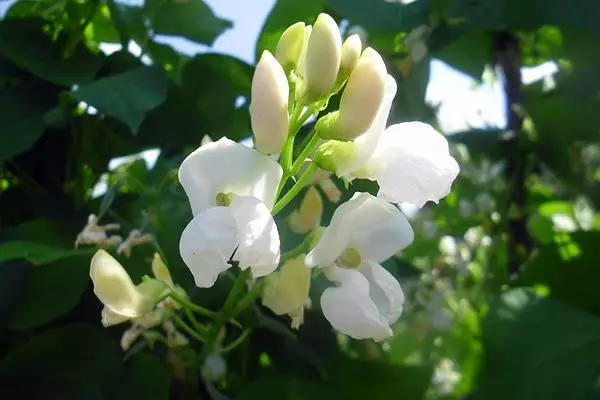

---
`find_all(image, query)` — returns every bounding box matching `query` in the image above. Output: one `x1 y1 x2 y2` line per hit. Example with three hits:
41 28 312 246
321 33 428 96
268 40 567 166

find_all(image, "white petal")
178 137 283 215
101 306 130 327
321 266 392 341
359 261 404 324
373 122 460 206
305 192 413 268
90 250 147 318
179 207 238 288
337 75 397 177
229 195 280 278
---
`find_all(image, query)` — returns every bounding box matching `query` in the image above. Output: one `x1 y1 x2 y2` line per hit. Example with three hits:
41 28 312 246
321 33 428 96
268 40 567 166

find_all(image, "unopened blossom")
288 186 323 234
275 22 307 72
305 193 414 340
300 13 342 102
75 214 122 248
179 137 283 288
317 48 387 141
250 51 289 154
335 34 362 89
117 229 154 257
262 255 311 328
318 78 459 206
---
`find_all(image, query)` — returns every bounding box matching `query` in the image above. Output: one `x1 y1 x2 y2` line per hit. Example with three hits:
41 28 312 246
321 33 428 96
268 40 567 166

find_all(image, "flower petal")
178 137 283 215
305 192 413 268
90 250 148 318
101 306 130 327
337 75 397 177
262 255 310 315
359 261 404 324
229 195 280 278
372 122 460 206
321 266 392 341
179 207 238 288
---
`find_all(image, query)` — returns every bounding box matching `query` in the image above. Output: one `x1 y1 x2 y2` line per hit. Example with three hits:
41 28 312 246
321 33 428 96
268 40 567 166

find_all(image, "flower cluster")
85 12 459 351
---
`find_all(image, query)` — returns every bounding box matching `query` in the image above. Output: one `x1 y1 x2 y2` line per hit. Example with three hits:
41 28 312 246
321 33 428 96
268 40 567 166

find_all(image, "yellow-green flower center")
216 192 233 207
336 246 362 269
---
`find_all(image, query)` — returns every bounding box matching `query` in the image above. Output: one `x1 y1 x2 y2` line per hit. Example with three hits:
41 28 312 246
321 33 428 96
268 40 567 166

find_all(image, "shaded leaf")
327 0 428 32
0 241 93 265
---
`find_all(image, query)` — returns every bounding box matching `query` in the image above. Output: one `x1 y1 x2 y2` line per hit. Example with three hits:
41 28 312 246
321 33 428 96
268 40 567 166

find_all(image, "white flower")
305 192 413 341
178 137 283 287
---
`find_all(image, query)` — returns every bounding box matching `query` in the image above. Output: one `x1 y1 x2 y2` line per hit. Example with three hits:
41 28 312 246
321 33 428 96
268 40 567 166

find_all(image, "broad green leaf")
0 324 122 399
477 288 600 400
255 0 325 62
0 259 31 327
0 86 53 160
516 232 600 316
87 4 121 44
0 17 102 85
112 354 171 400
106 0 147 45
6 254 91 330
0 241 93 265
327 0 428 32
145 0 231 46
71 65 168 133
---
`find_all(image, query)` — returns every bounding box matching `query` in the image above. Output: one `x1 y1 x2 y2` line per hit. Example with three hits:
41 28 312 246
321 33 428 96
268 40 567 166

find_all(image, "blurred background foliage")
0 0 600 399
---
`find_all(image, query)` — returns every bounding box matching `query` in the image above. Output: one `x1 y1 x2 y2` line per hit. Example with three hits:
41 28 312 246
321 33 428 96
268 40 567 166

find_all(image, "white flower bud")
335 34 362 89
316 48 387 141
314 140 358 174
262 255 310 317
300 13 342 102
289 186 323 234
275 22 307 72
250 51 289 154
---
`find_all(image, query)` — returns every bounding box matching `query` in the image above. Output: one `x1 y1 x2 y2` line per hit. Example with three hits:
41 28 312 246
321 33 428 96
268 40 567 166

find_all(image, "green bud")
275 22 307 73
314 140 357 174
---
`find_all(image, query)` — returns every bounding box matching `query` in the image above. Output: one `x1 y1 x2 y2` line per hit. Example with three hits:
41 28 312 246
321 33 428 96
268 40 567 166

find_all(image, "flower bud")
250 51 289 154
299 13 342 103
334 34 362 91
289 186 323 234
275 22 306 72
152 252 174 287
90 250 162 319
316 48 387 141
262 255 310 316
314 140 357 174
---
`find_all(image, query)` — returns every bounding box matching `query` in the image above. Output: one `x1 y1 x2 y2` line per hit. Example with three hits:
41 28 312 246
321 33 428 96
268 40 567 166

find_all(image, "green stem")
219 329 252 354
231 279 265 317
290 130 321 175
280 234 313 264
184 307 209 337
168 290 220 320
170 313 207 343
272 161 318 216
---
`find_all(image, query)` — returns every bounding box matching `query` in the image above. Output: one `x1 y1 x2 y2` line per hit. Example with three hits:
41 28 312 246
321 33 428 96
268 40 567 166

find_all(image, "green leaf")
327 0 428 32
477 288 600 400
6 254 92 330
255 0 325 62
0 17 102 85
0 241 93 265
71 65 168 133
516 232 600 316
106 0 146 45
0 324 122 399
0 259 31 327
112 354 171 400
146 0 231 46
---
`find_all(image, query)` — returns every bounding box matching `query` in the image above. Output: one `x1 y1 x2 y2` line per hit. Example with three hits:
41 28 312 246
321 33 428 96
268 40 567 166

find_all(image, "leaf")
0 17 102 85
477 288 600 400
516 232 600 317
106 0 146 45
0 259 31 327
255 0 325 62
6 254 92 330
0 324 122 399
146 0 231 46
0 241 93 265
70 65 168 133
112 354 171 400
326 0 428 32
